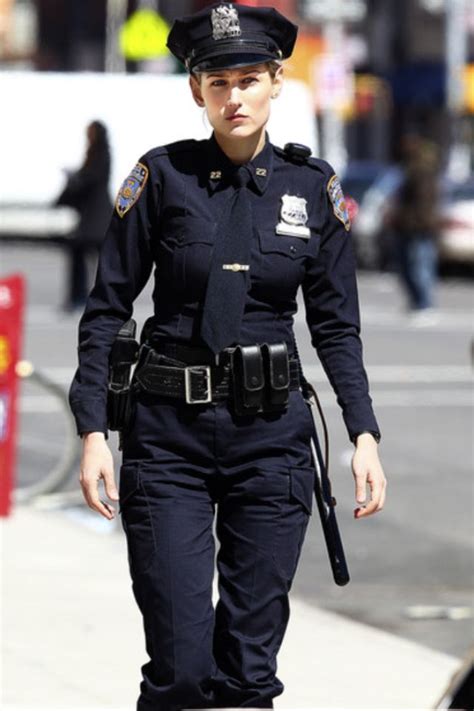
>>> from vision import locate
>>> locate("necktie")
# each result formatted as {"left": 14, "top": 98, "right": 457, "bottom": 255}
{"left": 200, "top": 166, "right": 253, "bottom": 355}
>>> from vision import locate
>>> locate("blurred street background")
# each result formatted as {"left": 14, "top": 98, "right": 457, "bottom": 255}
{"left": 1, "top": 0, "right": 473, "bottom": 708}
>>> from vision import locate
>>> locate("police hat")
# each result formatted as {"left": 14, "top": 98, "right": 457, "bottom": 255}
{"left": 167, "top": 3, "right": 298, "bottom": 73}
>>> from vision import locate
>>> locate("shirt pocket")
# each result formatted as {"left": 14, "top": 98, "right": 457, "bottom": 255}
{"left": 254, "top": 228, "right": 321, "bottom": 300}
{"left": 160, "top": 216, "right": 217, "bottom": 299}
{"left": 258, "top": 228, "right": 320, "bottom": 261}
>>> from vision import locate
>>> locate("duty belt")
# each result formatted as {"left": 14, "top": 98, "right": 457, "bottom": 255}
{"left": 133, "top": 341, "right": 301, "bottom": 413}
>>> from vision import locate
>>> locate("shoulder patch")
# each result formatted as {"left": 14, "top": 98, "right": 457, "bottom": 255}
{"left": 115, "top": 162, "right": 149, "bottom": 218}
{"left": 327, "top": 174, "right": 351, "bottom": 231}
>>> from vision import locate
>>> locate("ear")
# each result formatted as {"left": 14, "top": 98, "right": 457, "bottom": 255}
{"left": 271, "top": 65, "right": 284, "bottom": 99}
{"left": 189, "top": 75, "right": 205, "bottom": 107}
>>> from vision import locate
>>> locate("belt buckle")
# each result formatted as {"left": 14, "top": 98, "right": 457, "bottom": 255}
{"left": 184, "top": 365, "right": 212, "bottom": 404}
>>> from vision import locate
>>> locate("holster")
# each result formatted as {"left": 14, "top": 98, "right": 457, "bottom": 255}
{"left": 107, "top": 319, "right": 139, "bottom": 433}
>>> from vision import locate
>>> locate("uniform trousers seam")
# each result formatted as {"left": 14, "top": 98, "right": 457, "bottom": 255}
{"left": 140, "top": 476, "right": 159, "bottom": 573}
{"left": 168, "top": 512, "right": 177, "bottom": 681}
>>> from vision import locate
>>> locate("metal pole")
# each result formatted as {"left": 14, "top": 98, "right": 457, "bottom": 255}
{"left": 321, "top": 20, "right": 348, "bottom": 172}
{"left": 105, "top": 0, "right": 127, "bottom": 73}
{"left": 445, "top": 0, "right": 468, "bottom": 179}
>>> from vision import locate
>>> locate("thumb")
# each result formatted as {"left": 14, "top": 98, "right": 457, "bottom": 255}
{"left": 103, "top": 468, "right": 119, "bottom": 501}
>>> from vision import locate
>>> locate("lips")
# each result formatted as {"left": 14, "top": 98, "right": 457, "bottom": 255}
{"left": 227, "top": 114, "right": 247, "bottom": 121}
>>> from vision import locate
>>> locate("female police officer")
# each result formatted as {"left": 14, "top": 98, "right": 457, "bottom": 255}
{"left": 70, "top": 3, "right": 387, "bottom": 709}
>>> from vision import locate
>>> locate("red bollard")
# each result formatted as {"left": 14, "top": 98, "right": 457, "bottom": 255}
{"left": 0, "top": 274, "right": 25, "bottom": 517}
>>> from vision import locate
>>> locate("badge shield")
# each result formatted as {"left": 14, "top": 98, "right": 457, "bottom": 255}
{"left": 276, "top": 194, "right": 310, "bottom": 238}
{"left": 211, "top": 5, "right": 242, "bottom": 40}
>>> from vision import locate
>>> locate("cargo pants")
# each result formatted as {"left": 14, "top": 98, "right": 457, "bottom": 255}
{"left": 119, "top": 386, "right": 316, "bottom": 710}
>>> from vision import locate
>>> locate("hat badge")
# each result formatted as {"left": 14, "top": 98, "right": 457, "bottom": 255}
{"left": 211, "top": 4, "right": 242, "bottom": 41}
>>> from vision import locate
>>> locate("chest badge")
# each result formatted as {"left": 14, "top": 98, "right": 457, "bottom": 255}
{"left": 276, "top": 194, "right": 310, "bottom": 238}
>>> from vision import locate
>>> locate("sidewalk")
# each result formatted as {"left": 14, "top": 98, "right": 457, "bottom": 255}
{"left": 1, "top": 505, "right": 461, "bottom": 710}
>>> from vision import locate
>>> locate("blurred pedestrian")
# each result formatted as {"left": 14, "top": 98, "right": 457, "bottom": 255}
{"left": 391, "top": 134, "right": 441, "bottom": 323}
{"left": 56, "top": 120, "right": 112, "bottom": 312}
{"left": 69, "top": 4, "right": 387, "bottom": 709}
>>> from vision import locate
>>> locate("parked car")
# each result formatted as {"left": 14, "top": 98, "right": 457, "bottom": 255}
{"left": 439, "top": 179, "right": 474, "bottom": 267}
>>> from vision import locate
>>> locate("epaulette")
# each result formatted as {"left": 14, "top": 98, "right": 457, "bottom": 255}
{"left": 143, "top": 139, "right": 203, "bottom": 162}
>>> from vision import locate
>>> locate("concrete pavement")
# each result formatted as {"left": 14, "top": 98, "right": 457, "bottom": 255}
{"left": 1, "top": 503, "right": 462, "bottom": 710}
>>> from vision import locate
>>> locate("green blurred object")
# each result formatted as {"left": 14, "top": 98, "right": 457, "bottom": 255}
{"left": 119, "top": 8, "right": 170, "bottom": 61}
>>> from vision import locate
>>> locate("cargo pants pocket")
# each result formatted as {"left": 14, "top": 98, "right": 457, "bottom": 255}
{"left": 272, "top": 466, "right": 314, "bottom": 583}
{"left": 118, "top": 462, "right": 157, "bottom": 578}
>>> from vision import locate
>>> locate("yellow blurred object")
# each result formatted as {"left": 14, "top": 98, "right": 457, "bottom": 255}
{"left": 119, "top": 8, "right": 170, "bottom": 61}
{"left": 285, "top": 31, "right": 324, "bottom": 89}
{"left": 0, "top": 335, "right": 11, "bottom": 376}
{"left": 464, "top": 64, "right": 474, "bottom": 114}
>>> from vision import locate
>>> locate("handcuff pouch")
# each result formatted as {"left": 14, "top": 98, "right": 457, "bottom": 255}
{"left": 261, "top": 342, "right": 290, "bottom": 410}
{"left": 231, "top": 344, "right": 264, "bottom": 415}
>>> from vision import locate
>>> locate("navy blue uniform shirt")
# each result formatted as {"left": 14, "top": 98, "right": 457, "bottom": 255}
{"left": 69, "top": 133, "right": 380, "bottom": 442}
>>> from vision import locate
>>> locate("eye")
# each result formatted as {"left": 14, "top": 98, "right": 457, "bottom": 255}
{"left": 242, "top": 76, "right": 258, "bottom": 85}
{"left": 210, "top": 79, "right": 227, "bottom": 87}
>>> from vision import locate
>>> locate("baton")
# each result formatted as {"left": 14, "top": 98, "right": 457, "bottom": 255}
{"left": 304, "top": 381, "right": 350, "bottom": 586}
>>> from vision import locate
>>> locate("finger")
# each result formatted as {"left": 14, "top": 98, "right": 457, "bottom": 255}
{"left": 355, "top": 481, "right": 386, "bottom": 517}
{"left": 90, "top": 493, "right": 115, "bottom": 520}
{"left": 81, "top": 476, "right": 115, "bottom": 520}
{"left": 102, "top": 468, "right": 119, "bottom": 502}
{"left": 79, "top": 475, "right": 91, "bottom": 507}
{"left": 376, "top": 484, "right": 387, "bottom": 511}
{"left": 100, "top": 499, "right": 117, "bottom": 517}
{"left": 354, "top": 473, "right": 367, "bottom": 504}
{"left": 354, "top": 498, "right": 378, "bottom": 518}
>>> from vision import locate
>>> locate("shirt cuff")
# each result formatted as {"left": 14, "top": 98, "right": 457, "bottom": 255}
{"left": 341, "top": 400, "right": 381, "bottom": 444}
{"left": 350, "top": 430, "right": 381, "bottom": 444}
{"left": 69, "top": 398, "right": 109, "bottom": 439}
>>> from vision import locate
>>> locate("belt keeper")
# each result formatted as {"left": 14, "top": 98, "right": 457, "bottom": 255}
{"left": 231, "top": 344, "right": 264, "bottom": 415}
{"left": 261, "top": 342, "right": 290, "bottom": 409}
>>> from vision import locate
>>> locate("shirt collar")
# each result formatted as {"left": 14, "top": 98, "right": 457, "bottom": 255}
{"left": 206, "top": 131, "right": 273, "bottom": 195}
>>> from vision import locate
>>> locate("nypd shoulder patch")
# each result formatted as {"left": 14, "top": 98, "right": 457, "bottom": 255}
{"left": 115, "top": 162, "right": 149, "bottom": 218}
{"left": 327, "top": 174, "right": 350, "bottom": 232}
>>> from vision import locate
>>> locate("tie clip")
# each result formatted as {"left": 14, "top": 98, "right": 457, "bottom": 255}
{"left": 222, "top": 263, "right": 249, "bottom": 272}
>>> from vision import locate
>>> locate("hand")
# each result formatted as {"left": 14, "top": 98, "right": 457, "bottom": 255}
{"left": 79, "top": 432, "right": 118, "bottom": 520}
{"left": 351, "top": 433, "right": 387, "bottom": 519}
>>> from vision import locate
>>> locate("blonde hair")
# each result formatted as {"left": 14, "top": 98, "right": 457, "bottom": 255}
{"left": 267, "top": 60, "right": 282, "bottom": 79}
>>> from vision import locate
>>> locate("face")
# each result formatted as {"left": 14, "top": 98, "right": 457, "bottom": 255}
{"left": 190, "top": 63, "right": 283, "bottom": 141}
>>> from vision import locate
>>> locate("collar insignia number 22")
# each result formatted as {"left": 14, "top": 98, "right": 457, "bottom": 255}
{"left": 211, "top": 5, "right": 241, "bottom": 41}
{"left": 115, "top": 162, "right": 149, "bottom": 218}
{"left": 276, "top": 194, "right": 310, "bottom": 239}
{"left": 327, "top": 175, "right": 351, "bottom": 231}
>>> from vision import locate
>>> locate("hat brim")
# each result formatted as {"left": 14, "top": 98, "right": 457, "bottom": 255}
{"left": 191, "top": 51, "right": 279, "bottom": 73}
